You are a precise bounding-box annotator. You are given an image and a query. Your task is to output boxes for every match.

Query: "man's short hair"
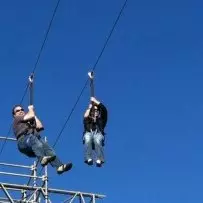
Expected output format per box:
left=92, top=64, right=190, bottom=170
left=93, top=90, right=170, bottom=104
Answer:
left=12, top=104, right=23, bottom=116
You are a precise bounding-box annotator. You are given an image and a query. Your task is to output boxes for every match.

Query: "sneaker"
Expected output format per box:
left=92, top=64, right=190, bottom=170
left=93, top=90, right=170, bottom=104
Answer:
left=96, top=159, right=102, bottom=167
left=87, top=159, right=93, bottom=165
left=41, top=156, right=56, bottom=167
left=84, top=158, right=93, bottom=166
left=57, top=163, right=73, bottom=175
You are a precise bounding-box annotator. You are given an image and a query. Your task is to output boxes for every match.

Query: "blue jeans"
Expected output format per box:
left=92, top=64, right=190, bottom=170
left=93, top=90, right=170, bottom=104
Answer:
left=83, top=131, right=104, bottom=162
left=17, top=134, right=62, bottom=168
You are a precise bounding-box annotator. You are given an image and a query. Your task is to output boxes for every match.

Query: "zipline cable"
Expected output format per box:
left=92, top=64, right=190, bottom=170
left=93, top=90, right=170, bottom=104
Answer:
left=52, top=0, right=128, bottom=148
left=32, top=0, right=61, bottom=74
left=36, top=0, right=128, bottom=180
left=0, top=0, right=62, bottom=158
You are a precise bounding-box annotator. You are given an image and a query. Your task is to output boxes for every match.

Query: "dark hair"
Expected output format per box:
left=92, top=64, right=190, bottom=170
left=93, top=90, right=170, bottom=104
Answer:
left=12, top=104, right=23, bottom=116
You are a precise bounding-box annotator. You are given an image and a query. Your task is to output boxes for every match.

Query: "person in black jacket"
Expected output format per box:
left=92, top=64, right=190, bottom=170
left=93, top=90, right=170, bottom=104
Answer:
left=12, top=104, right=72, bottom=174
left=83, top=97, right=107, bottom=167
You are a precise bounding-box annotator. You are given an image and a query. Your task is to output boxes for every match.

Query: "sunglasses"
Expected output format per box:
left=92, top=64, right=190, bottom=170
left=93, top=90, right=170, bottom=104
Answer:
left=15, top=108, right=24, bottom=113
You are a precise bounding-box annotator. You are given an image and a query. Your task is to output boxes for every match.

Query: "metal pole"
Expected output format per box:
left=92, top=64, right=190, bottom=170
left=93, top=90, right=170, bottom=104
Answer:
left=21, top=189, right=27, bottom=202
left=64, top=193, right=78, bottom=203
left=0, top=136, right=16, bottom=141
left=92, top=194, right=96, bottom=203
left=44, top=137, right=49, bottom=203
left=0, top=197, right=22, bottom=202
left=33, top=161, right=37, bottom=202
left=0, top=162, right=31, bottom=169
left=44, top=165, right=48, bottom=203
left=80, top=193, right=86, bottom=203
left=0, top=171, right=43, bottom=179
left=0, top=184, right=15, bottom=203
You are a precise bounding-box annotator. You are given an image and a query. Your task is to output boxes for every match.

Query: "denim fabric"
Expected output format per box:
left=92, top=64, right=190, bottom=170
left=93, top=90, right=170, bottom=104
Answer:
left=83, top=131, right=104, bottom=162
left=17, top=134, right=62, bottom=168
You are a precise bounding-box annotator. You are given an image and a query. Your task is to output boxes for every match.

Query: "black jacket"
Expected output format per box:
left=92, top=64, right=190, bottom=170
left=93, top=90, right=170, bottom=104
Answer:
left=83, top=103, right=107, bottom=135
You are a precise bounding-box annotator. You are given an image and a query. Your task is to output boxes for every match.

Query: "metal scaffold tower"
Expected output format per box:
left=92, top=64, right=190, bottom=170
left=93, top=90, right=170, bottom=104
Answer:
left=0, top=137, right=105, bottom=203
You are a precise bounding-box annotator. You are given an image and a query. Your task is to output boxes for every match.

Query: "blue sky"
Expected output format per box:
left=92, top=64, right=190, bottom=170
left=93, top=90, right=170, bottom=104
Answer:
left=0, top=0, right=203, bottom=202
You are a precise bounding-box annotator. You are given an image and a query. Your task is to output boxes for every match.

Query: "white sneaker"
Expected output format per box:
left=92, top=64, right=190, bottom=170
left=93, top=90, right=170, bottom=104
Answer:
left=96, top=159, right=102, bottom=167
left=86, top=159, right=93, bottom=165
left=96, top=160, right=101, bottom=164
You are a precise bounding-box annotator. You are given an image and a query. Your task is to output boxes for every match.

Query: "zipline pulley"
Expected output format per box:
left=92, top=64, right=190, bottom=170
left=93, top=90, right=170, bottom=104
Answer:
left=28, top=73, right=34, bottom=106
left=88, top=71, right=95, bottom=98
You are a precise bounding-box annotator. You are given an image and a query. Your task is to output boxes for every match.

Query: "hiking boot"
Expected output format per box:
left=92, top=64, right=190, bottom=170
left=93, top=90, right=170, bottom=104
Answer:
left=41, top=156, right=56, bottom=167
left=57, top=163, right=72, bottom=175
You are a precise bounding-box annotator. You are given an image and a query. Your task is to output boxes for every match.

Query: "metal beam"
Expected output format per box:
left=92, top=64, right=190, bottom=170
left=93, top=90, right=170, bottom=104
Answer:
left=64, top=192, right=78, bottom=203
left=0, top=136, right=16, bottom=141
left=80, top=193, right=86, bottom=203
left=0, top=136, right=106, bottom=202
left=92, top=194, right=96, bottom=203
left=0, top=197, right=33, bottom=203
left=0, top=182, right=105, bottom=199
left=0, top=171, right=43, bottom=179
left=0, top=162, right=32, bottom=169
left=0, top=183, right=15, bottom=203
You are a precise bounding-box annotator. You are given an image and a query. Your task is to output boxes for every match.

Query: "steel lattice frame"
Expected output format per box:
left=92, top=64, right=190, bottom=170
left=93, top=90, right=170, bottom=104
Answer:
left=0, top=136, right=105, bottom=203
